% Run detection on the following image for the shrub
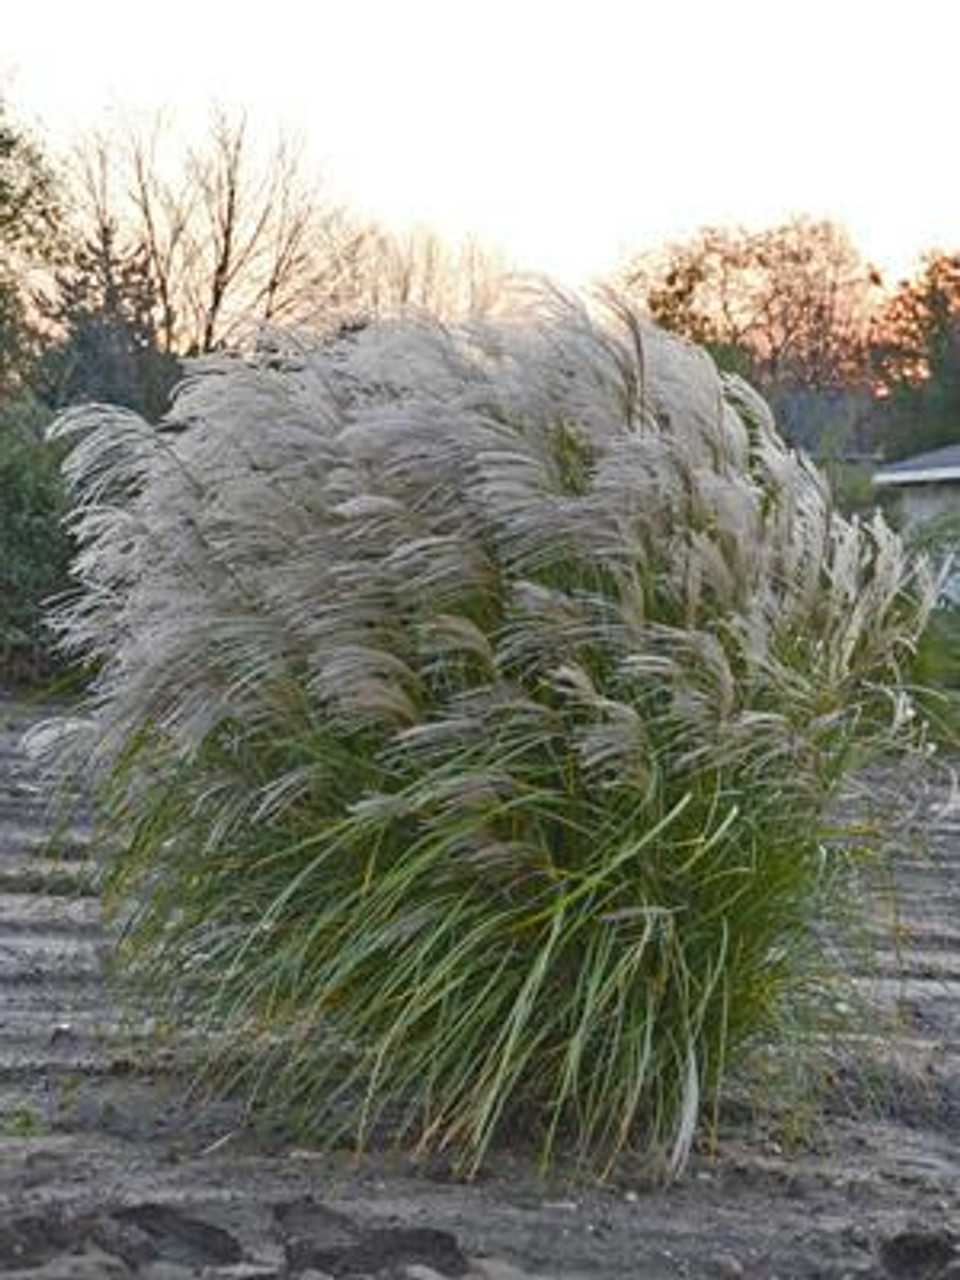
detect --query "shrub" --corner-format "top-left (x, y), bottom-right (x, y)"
top-left (910, 605), bottom-right (960, 748)
top-left (898, 512), bottom-right (960, 748)
top-left (40, 288), bottom-right (933, 1176)
top-left (0, 395), bottom-right (73, 682)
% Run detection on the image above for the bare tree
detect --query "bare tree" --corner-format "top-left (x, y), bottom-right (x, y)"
top-left (125, 119), bottom-right (194, 353)
top-left (71, 110), bottom-right (511, 356)
top-left (320, 222), bottom-right (509, 327)
top-left (75, 110), bottom-right (354, 355)
top-left (179, 112), bottom-right (327, 351)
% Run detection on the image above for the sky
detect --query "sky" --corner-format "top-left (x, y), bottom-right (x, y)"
top-left (2, 0), bottom-right (958, 287)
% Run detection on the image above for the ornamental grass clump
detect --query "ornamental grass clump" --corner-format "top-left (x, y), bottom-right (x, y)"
top-left (41, 286), bottom-right (933, 1176)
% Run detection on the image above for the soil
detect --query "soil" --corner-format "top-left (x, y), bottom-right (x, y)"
top-left (0, 693), bottom-right (957, 1280)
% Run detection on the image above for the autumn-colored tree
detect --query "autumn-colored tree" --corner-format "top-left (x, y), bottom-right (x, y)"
top-left (623, 217), bottom-right (878, 396)
top-left (869, 252), bottom-right (960, 459)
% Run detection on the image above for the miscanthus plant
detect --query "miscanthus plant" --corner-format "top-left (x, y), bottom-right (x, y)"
top-left (38, 286), bottom-right (933, 1177)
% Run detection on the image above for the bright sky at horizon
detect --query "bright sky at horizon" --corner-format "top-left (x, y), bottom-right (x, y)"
top-left (3, 0), bottom-right (958, 287)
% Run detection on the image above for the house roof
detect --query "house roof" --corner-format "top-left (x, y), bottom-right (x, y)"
top-left (873, 442), bottom-right (960, 487)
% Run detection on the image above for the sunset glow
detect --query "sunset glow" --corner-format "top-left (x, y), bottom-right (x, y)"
top-left (4, 0), bottom-right (958, 286)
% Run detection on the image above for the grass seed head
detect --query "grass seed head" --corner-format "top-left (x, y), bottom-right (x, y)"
top-left (40, 284), bottom-right (934, 1177)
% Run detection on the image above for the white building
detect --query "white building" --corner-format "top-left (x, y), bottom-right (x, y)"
top-left (874, 442), bottom-right (960, 602)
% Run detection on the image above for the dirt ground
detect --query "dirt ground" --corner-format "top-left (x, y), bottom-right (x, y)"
top-left (0, 693), bottom-right (957, 1280)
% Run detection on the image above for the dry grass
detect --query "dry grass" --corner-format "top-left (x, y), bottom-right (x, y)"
top-left (33, 284), bottom-right (935, 1177)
